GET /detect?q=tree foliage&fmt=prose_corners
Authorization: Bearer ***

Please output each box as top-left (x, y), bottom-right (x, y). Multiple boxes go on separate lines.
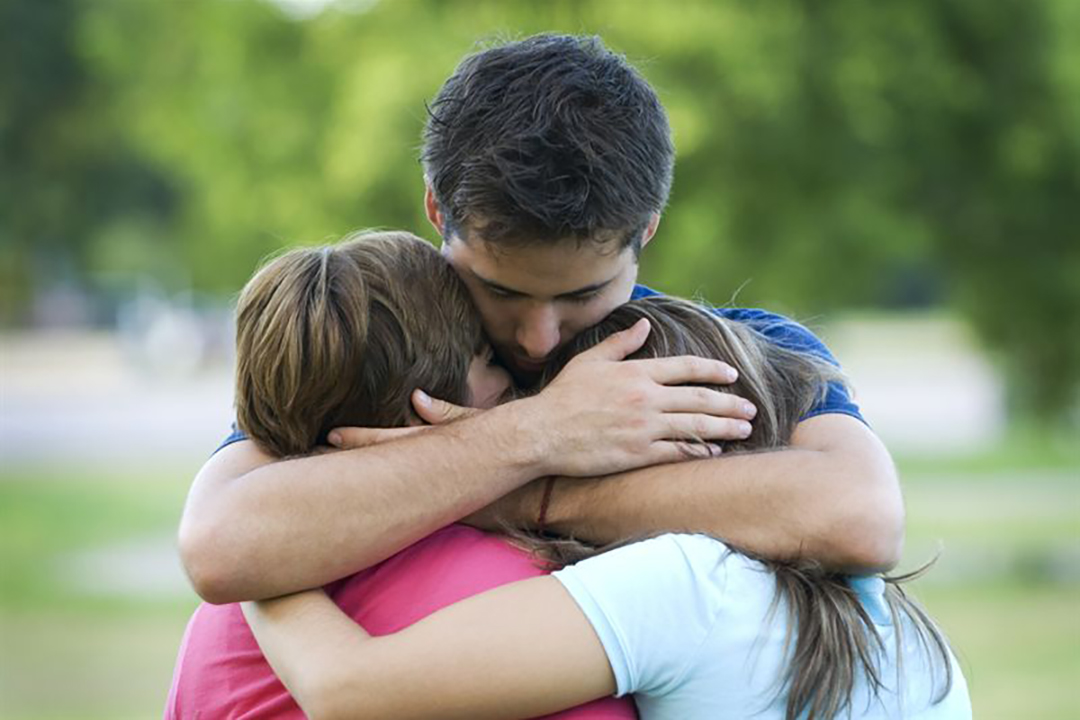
top-left (2, 0), bottom-right (1077, 423)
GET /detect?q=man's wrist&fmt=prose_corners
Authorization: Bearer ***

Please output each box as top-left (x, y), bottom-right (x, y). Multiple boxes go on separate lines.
top-left (535, 477), bottom-right (557, 533)
top-left (504, 477), bottom-right (556, 531)
top-left (536, 475), bottom-right (600, 539)
top-left (475, 398), bottom-right (554, 478)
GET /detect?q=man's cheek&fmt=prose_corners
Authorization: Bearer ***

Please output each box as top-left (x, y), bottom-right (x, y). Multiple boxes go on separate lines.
top-left (474, 303), bottom-right (505, 338)
top-left (481, 311), bottom-right (516, 346)
top-left (483, 316), bottom-right (511, 343)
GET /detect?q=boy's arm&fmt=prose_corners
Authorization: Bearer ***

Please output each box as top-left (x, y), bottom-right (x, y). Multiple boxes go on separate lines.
top-left (179, 321), bottom-right (751, 603)
top-left (180, 415), bottom-right (537, 604)
top-left (471, 413), bottom-right (904, 573)
top-left (460, 311), bottom-right (901, 573)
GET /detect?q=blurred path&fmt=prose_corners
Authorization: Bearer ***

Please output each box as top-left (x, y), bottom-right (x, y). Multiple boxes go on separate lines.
top-left (2, 331), bottom-right (234, 466)
top-left (821, 314), bottom-right (1006, 454)
top-left (2, 314), bottom-right (1007, 465)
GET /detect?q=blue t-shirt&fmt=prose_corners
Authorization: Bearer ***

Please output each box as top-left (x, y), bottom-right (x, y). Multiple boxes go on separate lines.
top-left (217, 284), bottom-right (862, 452)
top-left (553, 533), bottom-right (972, 720)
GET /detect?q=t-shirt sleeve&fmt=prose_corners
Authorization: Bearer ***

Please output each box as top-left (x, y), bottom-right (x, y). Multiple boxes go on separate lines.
top-left (717, 307), bottom-right (865, 424)
top-left (551, 534), bottom-right (725, 698)
top-left (213, 423), bottom-right (249, 455)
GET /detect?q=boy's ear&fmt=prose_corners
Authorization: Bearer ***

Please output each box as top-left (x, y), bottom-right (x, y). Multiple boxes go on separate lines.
top-left (641, 212), bottom-right (661, 248)
top-left (424, 185), bottom-right (445, 237)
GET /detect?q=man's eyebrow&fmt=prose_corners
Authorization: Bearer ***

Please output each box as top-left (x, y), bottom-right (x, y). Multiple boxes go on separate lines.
top-left (476, 276), bottom-right (526, 296)
top-left (474, 273), bottom-right (616, 299)
top-left (554, 279), bottom-right (615, 299)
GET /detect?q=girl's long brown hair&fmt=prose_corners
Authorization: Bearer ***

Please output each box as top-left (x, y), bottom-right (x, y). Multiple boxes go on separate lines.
top-left (530, 296), bottom-right (954, 720)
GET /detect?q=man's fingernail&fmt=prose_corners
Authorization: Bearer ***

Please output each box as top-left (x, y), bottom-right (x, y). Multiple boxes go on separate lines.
top-left (415, 389), bottom-right (431, 407)
top-left (743, 402), bottom-right (757, 418)
top-left (327, 431), bottom-right (342, 447)
top-left (726, 367), bottom-right (738, 382)
top-left (738, 422), bottom-right (752, 438)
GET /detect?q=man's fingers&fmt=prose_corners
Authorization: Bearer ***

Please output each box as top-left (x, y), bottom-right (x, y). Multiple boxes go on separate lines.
top-left (412, 389), bottom-right (477, 426)
top-left (575, 318), bottom-right (651, 363)
top-left (649, 440), bottom-right (724, 465)
top-left (325, 392), bottom-right (478, 450)
top-left (657, 386), bottom-right (756, 419)
top-left (663, 413), bottom-right (753, 442)
top-left (638, 355), bottom-right (738, 385)
top-left (327, 425), bottom-right (425, 449)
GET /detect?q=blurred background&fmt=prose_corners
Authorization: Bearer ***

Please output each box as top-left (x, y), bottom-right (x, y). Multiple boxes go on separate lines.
top-left (1, 0), bottom-right (1077, 717)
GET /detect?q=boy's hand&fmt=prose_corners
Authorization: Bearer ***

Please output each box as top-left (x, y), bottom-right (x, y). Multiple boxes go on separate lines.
top-left (326, 423), bottom-right (427, 449)
top-left (336, 319), bottom-right (752, 479)
top-left (410, 389), bottom-right (481, 425)
top-left (513, 318), bottom-right (752, 478)
top-left (327, 390), bottom-right (480, 449)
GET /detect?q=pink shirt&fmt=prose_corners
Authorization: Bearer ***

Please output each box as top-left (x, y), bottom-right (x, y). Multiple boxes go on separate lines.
top-left (165, 524), bottom-right (637, 719)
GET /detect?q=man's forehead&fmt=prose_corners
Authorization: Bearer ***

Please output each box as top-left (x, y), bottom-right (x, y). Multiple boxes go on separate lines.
top-left (443, 235), bottom-right (634, 297)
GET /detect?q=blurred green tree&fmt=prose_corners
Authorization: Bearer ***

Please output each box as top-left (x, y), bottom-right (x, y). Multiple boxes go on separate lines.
top-left (0, 0), bottom-right (177, 321)
top-left (3, 0), bottom-right (1077, 424)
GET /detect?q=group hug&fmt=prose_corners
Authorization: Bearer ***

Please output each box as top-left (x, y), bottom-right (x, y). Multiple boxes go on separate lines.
top-left (166, 33), bottom-right (971, 720)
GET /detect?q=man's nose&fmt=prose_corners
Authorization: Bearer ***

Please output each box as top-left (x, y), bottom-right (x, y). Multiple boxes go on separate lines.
top-left (516, 305), bottom-right (561, 360)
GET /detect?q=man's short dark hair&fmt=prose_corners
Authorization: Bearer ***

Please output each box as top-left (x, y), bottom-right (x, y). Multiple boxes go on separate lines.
top-left (422, 34), bottom-right (674, 253)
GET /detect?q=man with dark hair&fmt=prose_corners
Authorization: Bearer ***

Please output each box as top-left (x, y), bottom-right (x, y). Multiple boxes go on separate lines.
top-left (423, 34), bottom-right (671, 257)
top-left (423, 34), bottom-right (675, 385)
top-left (179, 34), bottom-right (903, 609)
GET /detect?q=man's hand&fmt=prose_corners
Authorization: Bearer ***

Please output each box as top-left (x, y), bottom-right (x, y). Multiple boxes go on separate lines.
top-left (449, 318), bottom-right (753, 479)
top-left (326, 390), bottom-right (480, 449)
top-left (364, 390), bottom-right (491, 440)
top-left (409, 319), bottom-right (749, 478)
top-left (326, 425), bottom-right (426, 448)
top-left (339, 319), bottom-right (746, 482)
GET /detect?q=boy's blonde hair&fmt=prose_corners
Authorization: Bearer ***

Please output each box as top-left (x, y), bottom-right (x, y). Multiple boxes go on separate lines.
top-left (234, 230), bottom-right (484, 457)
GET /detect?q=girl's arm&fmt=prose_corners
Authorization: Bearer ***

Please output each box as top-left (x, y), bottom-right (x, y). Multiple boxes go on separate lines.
top-left (242, 578), bottom-right (617, 720)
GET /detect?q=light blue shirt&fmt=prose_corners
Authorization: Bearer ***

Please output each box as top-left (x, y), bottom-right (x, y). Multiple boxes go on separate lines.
top-left (553, 534), bottom-right (971, 719)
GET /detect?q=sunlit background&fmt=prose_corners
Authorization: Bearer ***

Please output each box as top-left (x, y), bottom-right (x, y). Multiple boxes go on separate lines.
top-left (1, 0), bottom-right (1078, 718)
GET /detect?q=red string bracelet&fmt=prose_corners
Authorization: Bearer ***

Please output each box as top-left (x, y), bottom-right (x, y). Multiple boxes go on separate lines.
top-left (536, 477), bottom-right (557, 534)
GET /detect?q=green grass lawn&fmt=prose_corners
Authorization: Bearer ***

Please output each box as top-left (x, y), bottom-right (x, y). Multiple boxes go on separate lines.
top-left (893, 445), bottom-right (1080, 720)
top-left (1, 449), bottom-right (1077, 719)
top-left (917, 579), bottom-right (1080, 720)
top-left (0, 466), bottom-right (201, 720)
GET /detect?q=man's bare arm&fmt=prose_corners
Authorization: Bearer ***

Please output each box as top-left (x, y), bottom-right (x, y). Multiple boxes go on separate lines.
top-left (475, 414), bottom-right (904, 574)
top-left (179, 320), bottom-right (751, 603)
top-left (180, 411), bottom-right (539, 604)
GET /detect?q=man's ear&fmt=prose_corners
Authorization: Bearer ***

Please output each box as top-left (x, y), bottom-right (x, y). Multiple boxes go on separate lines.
top-left (424, 184), bottom-right (445, 237)
top-left (641, 213), bottom-right (661, 249)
